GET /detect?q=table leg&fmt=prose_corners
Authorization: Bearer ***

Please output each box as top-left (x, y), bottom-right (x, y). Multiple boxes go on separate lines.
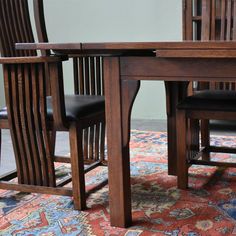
top-left (104, 57), bottom-right (140, 227)
top-left (165, 81), bottom-right (188, 176)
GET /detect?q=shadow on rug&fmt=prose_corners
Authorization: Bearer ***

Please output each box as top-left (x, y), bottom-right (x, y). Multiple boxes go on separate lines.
top-left (1, 131), bottom-right (236, 235)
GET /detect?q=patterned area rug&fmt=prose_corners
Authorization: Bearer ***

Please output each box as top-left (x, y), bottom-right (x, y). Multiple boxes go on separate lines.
top-left (1, 131), bottom-right (236, 235)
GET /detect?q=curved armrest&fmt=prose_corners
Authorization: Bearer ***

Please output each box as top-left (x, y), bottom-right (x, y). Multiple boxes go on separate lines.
top-left (0, 55), bottom-right (68, 64)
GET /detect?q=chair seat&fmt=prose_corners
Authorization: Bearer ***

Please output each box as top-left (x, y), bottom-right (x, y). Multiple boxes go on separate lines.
top-left (177, 90), bottom-right (236, 112)
top-left (47, 95), bottom-right (105, 121)
top-left (0, 95), bottom-right (105, 121)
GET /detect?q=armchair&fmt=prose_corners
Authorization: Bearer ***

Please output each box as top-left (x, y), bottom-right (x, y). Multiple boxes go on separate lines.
top-left (0, 0), bottom-right (105, 210)
top-left (183, 0), bottom-right (236, 153)
top-left (178, 0), bottom-right (236, 189)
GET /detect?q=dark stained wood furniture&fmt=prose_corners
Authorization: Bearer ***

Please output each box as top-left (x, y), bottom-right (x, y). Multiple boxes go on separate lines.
top-left (183, 0), bottom-right (236, 155)
top-left (0, 54), bottom-right (104, 210)
top-left (15, 0), bottom-right (236, 228)
top-left (177, 0), bottom-right (236, 189)
top-left (0, 0), bottom-right (105, 210)
top-left (16, 41), bottom-right (236, 227)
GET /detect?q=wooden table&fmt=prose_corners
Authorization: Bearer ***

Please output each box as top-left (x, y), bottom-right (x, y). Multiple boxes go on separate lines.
top-left (16, 41), bottom-right (236, 227)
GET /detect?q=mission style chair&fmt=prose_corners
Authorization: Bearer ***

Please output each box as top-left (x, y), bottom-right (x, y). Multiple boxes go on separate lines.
top-left (0, 0), bottom-right (105, 209)
top-left (0, 0), bottom-right (106, 165)
top-left (183, 0), bottom-right (236, 152)
top-left (177, 0), bottom-right (236, 189)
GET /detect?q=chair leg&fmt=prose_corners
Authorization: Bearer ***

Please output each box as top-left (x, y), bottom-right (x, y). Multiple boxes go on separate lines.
top-left (177, 110), bottom-right (188, 189)
top-left (188, 119), bottom-right (200, 159)
top-left (69, 123), bottom-right (86, 210)
top-left (201, 119), bottom-right (210, 161)
top-left (49, 130), bottom-right (56, 155)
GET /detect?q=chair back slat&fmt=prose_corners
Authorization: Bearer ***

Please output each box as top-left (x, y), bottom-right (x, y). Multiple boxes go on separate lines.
top-left (226, 0), bottom-right (232, 40)
top-left (220, 0), bottom-right (226, 40)
top-left (4, 65), bottom-right (28, 183)
top-left (3, 63), bottom-right (56, 186)
top-left (233, 0), bottom-right (236, 39)
top-left (96, 57), bottom-right (103, 95)
top-left (183, 0), bottom-right (236, 91)
top-left (73, 57), bottom-right (104, 96)
top-left (183, 0), bottom-right (193, 40)
top-left (78, 58), bottom-right (85, 94)
top-left (201, 0), bottom-right (211, 40)
top-left (23, 65), bottom-right (43, 185)
top-left (210, 0), bottom-right (216, 39)
top-left (33, 0), bottom-right (50, 56)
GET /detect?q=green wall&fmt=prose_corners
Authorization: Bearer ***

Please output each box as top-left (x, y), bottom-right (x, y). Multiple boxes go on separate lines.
top-left (0, 0), bottom-right (182, 119)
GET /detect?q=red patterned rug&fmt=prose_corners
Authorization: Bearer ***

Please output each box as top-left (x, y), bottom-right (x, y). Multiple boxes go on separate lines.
top-left (1, 131), bottom-right (236, 235)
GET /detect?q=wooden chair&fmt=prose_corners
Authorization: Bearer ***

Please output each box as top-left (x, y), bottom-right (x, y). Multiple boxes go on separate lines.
top-left (0, 0), bottom-right (105, 209)
top-left (0, 0), bottom-right (106, 166)
top-left (183, 0), bottom-right (236, 151)
top-left (178, 0), bottom-right (236, 189)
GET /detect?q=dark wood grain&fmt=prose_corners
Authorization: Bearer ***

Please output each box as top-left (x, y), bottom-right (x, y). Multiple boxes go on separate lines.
top-left (16, 42), bottom-right (82, 50)
top-left (11, 0), bottom-right (236, 228)
top-left (16, 41), bottom-right (236, 51)
top-left (156, 49), bottom-right (236, 58)
top-left (104, 57), bottom-right (132, 227)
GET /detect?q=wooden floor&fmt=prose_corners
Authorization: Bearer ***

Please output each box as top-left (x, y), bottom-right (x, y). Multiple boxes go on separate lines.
top-left (1, 119), bottom-right (236, 175)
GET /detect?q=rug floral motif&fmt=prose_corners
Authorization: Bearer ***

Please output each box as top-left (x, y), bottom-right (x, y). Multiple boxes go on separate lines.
top-left (1, 131), bottom-right (236, 235)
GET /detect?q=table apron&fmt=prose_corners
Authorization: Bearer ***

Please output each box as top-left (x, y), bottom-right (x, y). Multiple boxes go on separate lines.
top-left (120, 57), bottom-right (236, 80)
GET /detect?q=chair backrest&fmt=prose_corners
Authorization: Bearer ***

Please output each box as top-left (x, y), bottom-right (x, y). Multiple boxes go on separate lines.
top-left (183, 0), bottom-right (236, 90)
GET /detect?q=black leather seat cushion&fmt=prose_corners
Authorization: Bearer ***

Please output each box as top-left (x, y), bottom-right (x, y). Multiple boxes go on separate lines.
top-left (0, 95), bottom-right (105, 121)
top-left (0, 107), bottom-right (7, 119)
top-left (178, 90), bottom-right (236, 111)
top-left (47, 95), bottom-right (105, 121)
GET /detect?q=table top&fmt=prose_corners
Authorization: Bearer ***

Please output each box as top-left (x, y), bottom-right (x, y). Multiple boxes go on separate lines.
top-left (15, 41), bottom-right (236, 58)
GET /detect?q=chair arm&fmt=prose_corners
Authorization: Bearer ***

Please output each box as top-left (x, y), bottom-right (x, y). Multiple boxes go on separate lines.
top-left (0, 56), bottom-right (68, 64)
